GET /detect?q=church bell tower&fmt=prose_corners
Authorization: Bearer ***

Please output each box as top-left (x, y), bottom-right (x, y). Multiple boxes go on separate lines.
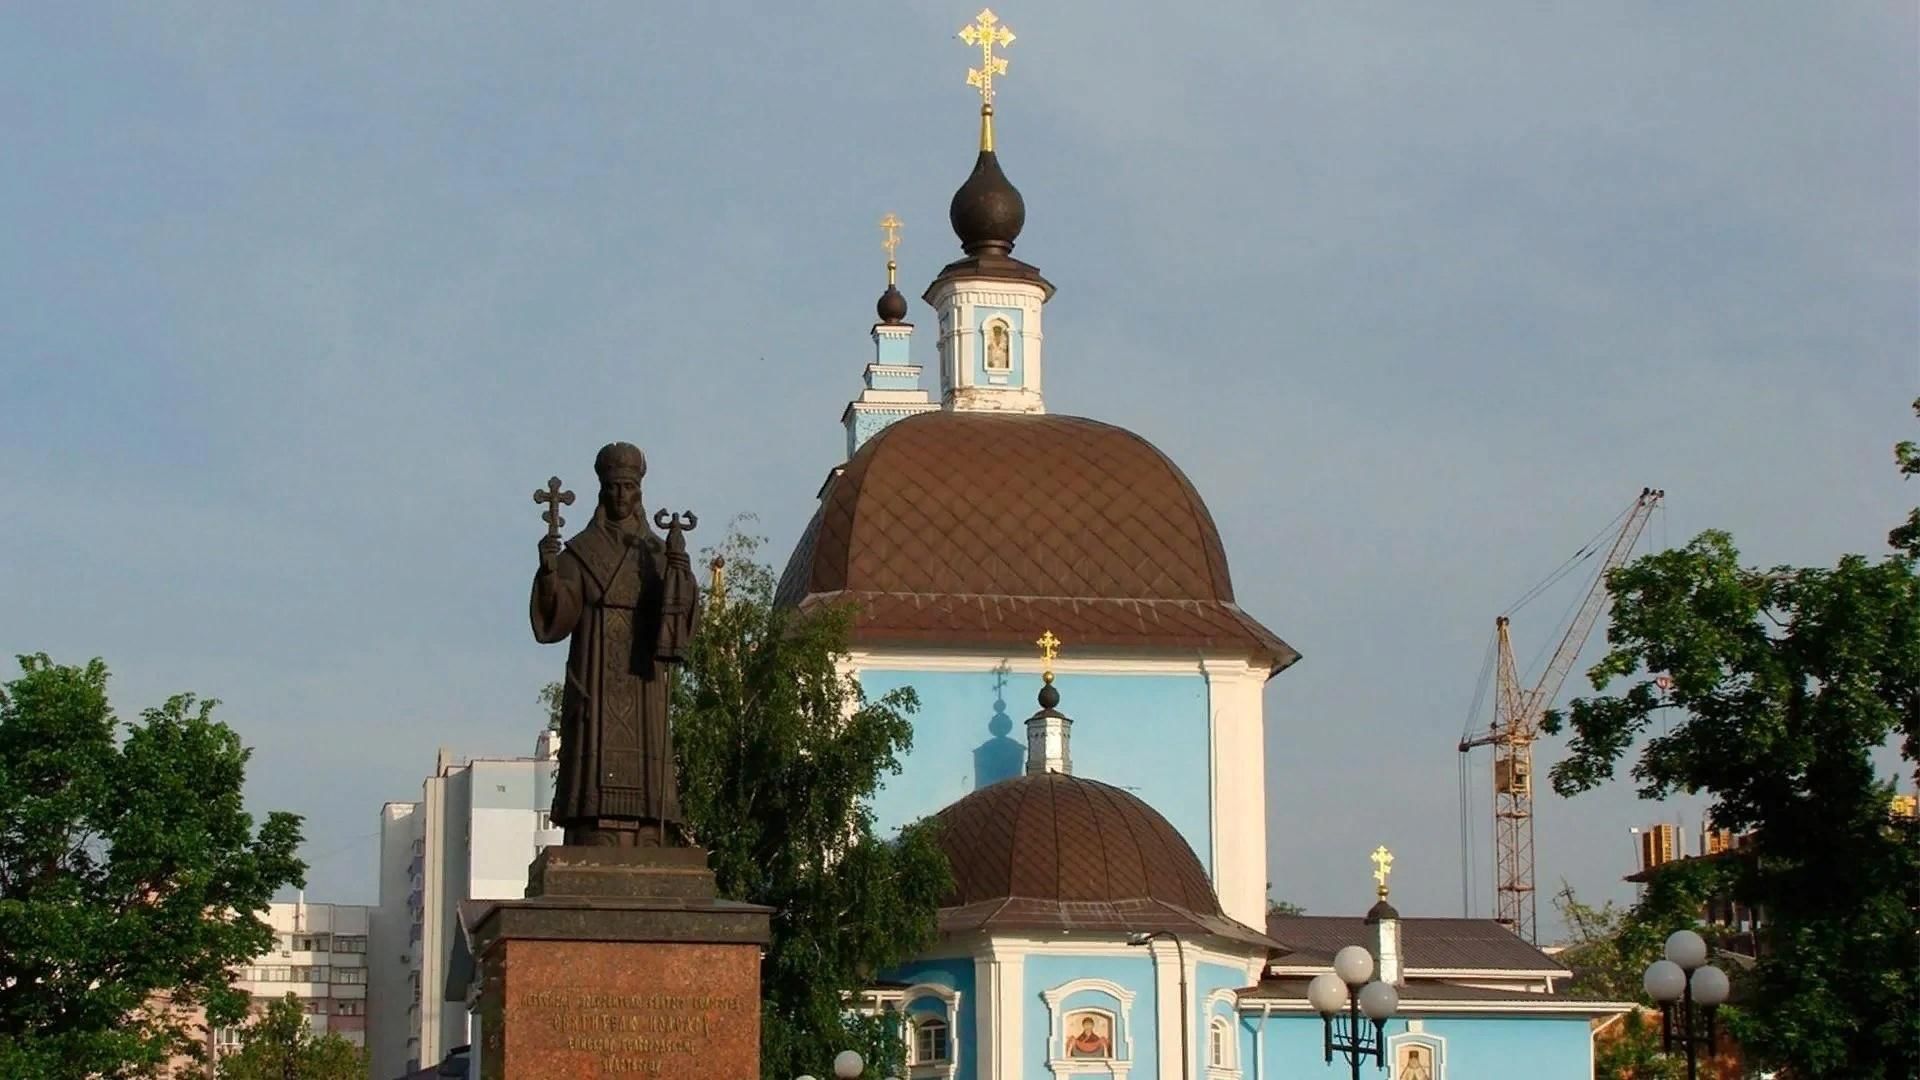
top-left (927, 7), bottom-right (1054, 415)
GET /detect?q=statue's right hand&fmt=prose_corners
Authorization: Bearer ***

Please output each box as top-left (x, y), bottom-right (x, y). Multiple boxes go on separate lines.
top-left (538, 535), bottom-right (562, 573)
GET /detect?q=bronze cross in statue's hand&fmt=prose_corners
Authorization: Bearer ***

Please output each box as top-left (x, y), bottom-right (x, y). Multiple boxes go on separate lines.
top-left (534, 476), bottom-right (575, 541)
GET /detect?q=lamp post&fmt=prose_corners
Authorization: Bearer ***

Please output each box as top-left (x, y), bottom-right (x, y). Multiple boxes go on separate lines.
top-left (1307, 945), bottom-right (1398, 1080)
top-left (795, 1048), bottom-right (870, 1080)
top-left (1126, 930), bottom-right (1191, 1080)
top-left (1641, 929), bottom-right (1729, 1080)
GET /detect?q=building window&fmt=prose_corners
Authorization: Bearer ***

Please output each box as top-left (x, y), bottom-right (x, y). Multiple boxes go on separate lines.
top-left (291, 935), bottom-right (317, 952)
top-left (335, 1001), bottom-right (363, 1017)
top-left (912, 1018), bottom-right (949, 1064)
top-left (305, 999), bottom-right (329, 1015)
top-left (1208, 1018), bottom-right (1227, 1066)
top-left (333, 968), bottom-right (367, 985)
top-left (333, 935), bottom-right (367, 954)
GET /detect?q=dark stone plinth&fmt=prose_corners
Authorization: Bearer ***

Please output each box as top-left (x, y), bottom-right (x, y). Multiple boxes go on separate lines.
top-left (527, 845), bottom-right (718, 900)
top-left (461, 846), bottom-right (771, 1080)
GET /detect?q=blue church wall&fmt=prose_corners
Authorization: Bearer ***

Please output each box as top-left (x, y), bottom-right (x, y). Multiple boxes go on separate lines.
top-left (971, 305), bottom-right (1024, 387)
top-left (1023, 953), bottom-right (1157, 1077)
top-left (1239, 1012), bottom-right (1595, 1079)
top-left (850, 409), bottom-right (899, 453)
top-left (884, 955), bottom-right (976, 1080)
top-left (855, 668), bottom-right (1213, 873)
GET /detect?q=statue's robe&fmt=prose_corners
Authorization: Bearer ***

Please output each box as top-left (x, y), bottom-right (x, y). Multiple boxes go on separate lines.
top-left (530, 510), bottom-right (698, 833)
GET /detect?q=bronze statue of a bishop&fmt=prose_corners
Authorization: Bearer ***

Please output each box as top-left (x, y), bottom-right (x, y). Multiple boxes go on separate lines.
top-left (530, 442), bottom-right (698, 846)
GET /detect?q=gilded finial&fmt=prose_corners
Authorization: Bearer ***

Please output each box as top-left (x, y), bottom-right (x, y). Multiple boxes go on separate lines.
top-left (1370, 845), bottom-right (1395, 900)
top-left (958, 8), bottom-right (1015, 152)
top-left (707, 555), bottom-right (727, 604)
top-left (1036, 629), bottom-right (1060, 684)
top-left (880, 212), bottom-right (903, 286)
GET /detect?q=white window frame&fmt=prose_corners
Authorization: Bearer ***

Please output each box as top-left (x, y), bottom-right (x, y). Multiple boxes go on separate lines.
top-left (899, 982), bottom-right (961, 1080)
top-left (1204, 988), bottom-right (1241, 1080)
top-left (1041, 978), bottom-right (1137, 1078)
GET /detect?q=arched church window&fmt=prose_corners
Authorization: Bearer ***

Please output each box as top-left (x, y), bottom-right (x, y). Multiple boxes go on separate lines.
top-left (1208, 1017), bottom-right (1227, 1066)
top-left (984, 319), bottom-right (1013, 371)
top-left (912, 1016), bottom-right (950, 1064)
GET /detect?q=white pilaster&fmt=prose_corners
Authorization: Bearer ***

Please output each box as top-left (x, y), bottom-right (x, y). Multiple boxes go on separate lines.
top-left (1150, 939), bottom-right (1182, 1080)
top-left (1203, 659), bottom-right (1269, 930)
top-left (972, 942), bottom-right (1025, 1080)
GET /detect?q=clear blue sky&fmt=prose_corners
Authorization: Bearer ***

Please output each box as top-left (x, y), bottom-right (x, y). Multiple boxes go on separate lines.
top-left (2, 3), bottom-right (1913, 931)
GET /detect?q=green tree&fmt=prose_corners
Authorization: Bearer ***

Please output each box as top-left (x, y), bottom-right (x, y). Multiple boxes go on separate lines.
top-left (0, 656), bottom-right (306, 1079)
top-left (1890, 396), bottom-right (1920, 558)
top-left (672, 527), bottom-right (951, 1080)
top-left (1542, 410), bottom-right (1920, 1078)
top-left (538, 680), bottom-right (562, 732)
top-left (216, 993), bottom-right (367, 1080)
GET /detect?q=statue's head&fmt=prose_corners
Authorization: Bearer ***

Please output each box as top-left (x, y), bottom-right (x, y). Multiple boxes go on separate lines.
top-left (593, 442), bottom-right (646, 522)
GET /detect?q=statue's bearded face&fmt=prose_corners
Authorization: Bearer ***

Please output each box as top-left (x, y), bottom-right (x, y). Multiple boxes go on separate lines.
top-left (601, 476), bottom-right (641, 521)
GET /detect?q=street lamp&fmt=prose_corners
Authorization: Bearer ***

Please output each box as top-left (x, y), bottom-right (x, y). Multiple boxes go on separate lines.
top-left (832, 1050), bottom-right (864, 1079)
top-left (1307, 945), bottom-right (1398, 1079)
top-left (1127, 930), bottom-right (1191, 1080)
top-left (1642, 929), bottom-right (1729, 1080)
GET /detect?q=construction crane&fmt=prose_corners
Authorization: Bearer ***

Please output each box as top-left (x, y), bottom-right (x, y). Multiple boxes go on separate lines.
top-left (1458, 487), bottom-right (1664, 943)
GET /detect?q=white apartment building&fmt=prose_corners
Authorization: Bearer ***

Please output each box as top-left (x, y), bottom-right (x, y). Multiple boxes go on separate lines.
top-left (160, 899), bottom-right (372, 1075)
top-left (368, 732), bottom-right (561, 1080)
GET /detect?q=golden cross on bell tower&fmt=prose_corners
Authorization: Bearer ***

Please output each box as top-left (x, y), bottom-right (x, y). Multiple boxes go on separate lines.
top-left (1370, 845), bottom-right (1395, 900)
top-left (1036, 629), bottom-right (1061, 684)
top-left (957, 8), bottom-right (1016, 152)
top-left (880, 212), bottom-right (903, 286)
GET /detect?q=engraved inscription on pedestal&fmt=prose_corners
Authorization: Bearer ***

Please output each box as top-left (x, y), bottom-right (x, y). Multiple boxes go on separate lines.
top-left (483, 939), bottom-right (761, 1080)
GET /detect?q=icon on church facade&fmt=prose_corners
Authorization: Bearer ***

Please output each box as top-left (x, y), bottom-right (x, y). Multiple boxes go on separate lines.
top-left (985, 320), bottom-right (1012, 371)
top-left (1394, 1043), bottom-right (1437, 1079)
top-left (1064, 1010), bottom-right (1114, 1058)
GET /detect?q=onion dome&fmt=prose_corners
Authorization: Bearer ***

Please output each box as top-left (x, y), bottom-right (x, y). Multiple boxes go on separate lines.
top-left (949, 148), bottom-right (1025, 258)
top-left (932, 772), bottom-right (1274, 946)
top-left (876, 282), bottom-right (909, 324)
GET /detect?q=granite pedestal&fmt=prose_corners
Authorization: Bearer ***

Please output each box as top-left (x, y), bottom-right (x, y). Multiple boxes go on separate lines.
top-left (461, 846), bottom-right (772, 1080)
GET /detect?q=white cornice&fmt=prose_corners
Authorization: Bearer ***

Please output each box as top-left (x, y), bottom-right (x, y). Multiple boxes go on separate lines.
top-left (1242, 998), bottom-right (1634, 1016)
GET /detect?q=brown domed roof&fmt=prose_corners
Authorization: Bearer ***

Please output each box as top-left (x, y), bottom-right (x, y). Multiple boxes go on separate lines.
top-left (776, 411), bottom-right (1298, 673)
top-left (933, 773), bottom-right (1274, 947)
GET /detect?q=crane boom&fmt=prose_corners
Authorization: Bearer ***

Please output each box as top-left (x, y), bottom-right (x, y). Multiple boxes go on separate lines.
top-left (1459, 487), bottom-right (1663, 943)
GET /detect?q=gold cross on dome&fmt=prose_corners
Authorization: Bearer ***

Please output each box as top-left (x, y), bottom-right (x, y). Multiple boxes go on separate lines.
top-left (880, 212), bottom-right (902, 284)
top-left (880, 212), bottom-right (903, 258)
top-left (1370, 845), bottom-right (1395, 898)
top-left (958, 8), bottom-right (1015, 107)
top-left (1036, 630), bottom-right (1061, 679)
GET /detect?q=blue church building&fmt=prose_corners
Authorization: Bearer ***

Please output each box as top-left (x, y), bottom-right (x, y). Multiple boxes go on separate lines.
top-left (774, 12), bottom-right (1631, 1077)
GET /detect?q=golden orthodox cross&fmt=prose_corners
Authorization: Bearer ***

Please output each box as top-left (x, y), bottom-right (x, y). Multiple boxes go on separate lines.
top-left (1036, 630), bottom-right (1061, 681)
top-left (880, 212), bottom-right (902, 285)
top-left (958, 8), bottom-right (1014, 150)
top-left (1371, 845), bottom-right (1395, 899)
top-left (959, 9), bottom-right (1015, 106)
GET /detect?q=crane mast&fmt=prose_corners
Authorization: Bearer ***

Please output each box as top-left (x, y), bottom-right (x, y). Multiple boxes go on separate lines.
top-left (1459, 487), bottom-right (1663, 943)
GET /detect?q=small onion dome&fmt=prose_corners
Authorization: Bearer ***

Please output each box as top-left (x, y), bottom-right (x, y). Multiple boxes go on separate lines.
top-left (1364, 898), bottom-right (1400, 924)
top-left (1037, 676), bottom-right (1060, 711)
top-left (876, 282), bottom-right (909, 325)
top-left (949, 150), bottom-right (1025, 257)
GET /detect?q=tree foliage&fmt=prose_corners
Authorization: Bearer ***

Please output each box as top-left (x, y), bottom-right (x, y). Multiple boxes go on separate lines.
top-left (672, 526), bottom-right (951, 1080)
top-left (0, 656), bottom-right (306, 1079)
top-left (1541, 410), bottom-right (1920, 1078)
top-left (216, 993), bottom-right (367, 1080)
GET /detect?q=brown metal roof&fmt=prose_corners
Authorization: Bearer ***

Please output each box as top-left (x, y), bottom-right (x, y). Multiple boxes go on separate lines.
top-left (933, 772), bottom-right (1273, 948)
top-left (777, 411), bottom-right (1299, 673)
top-left (1265, 914), bottom-right (1569, 974)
